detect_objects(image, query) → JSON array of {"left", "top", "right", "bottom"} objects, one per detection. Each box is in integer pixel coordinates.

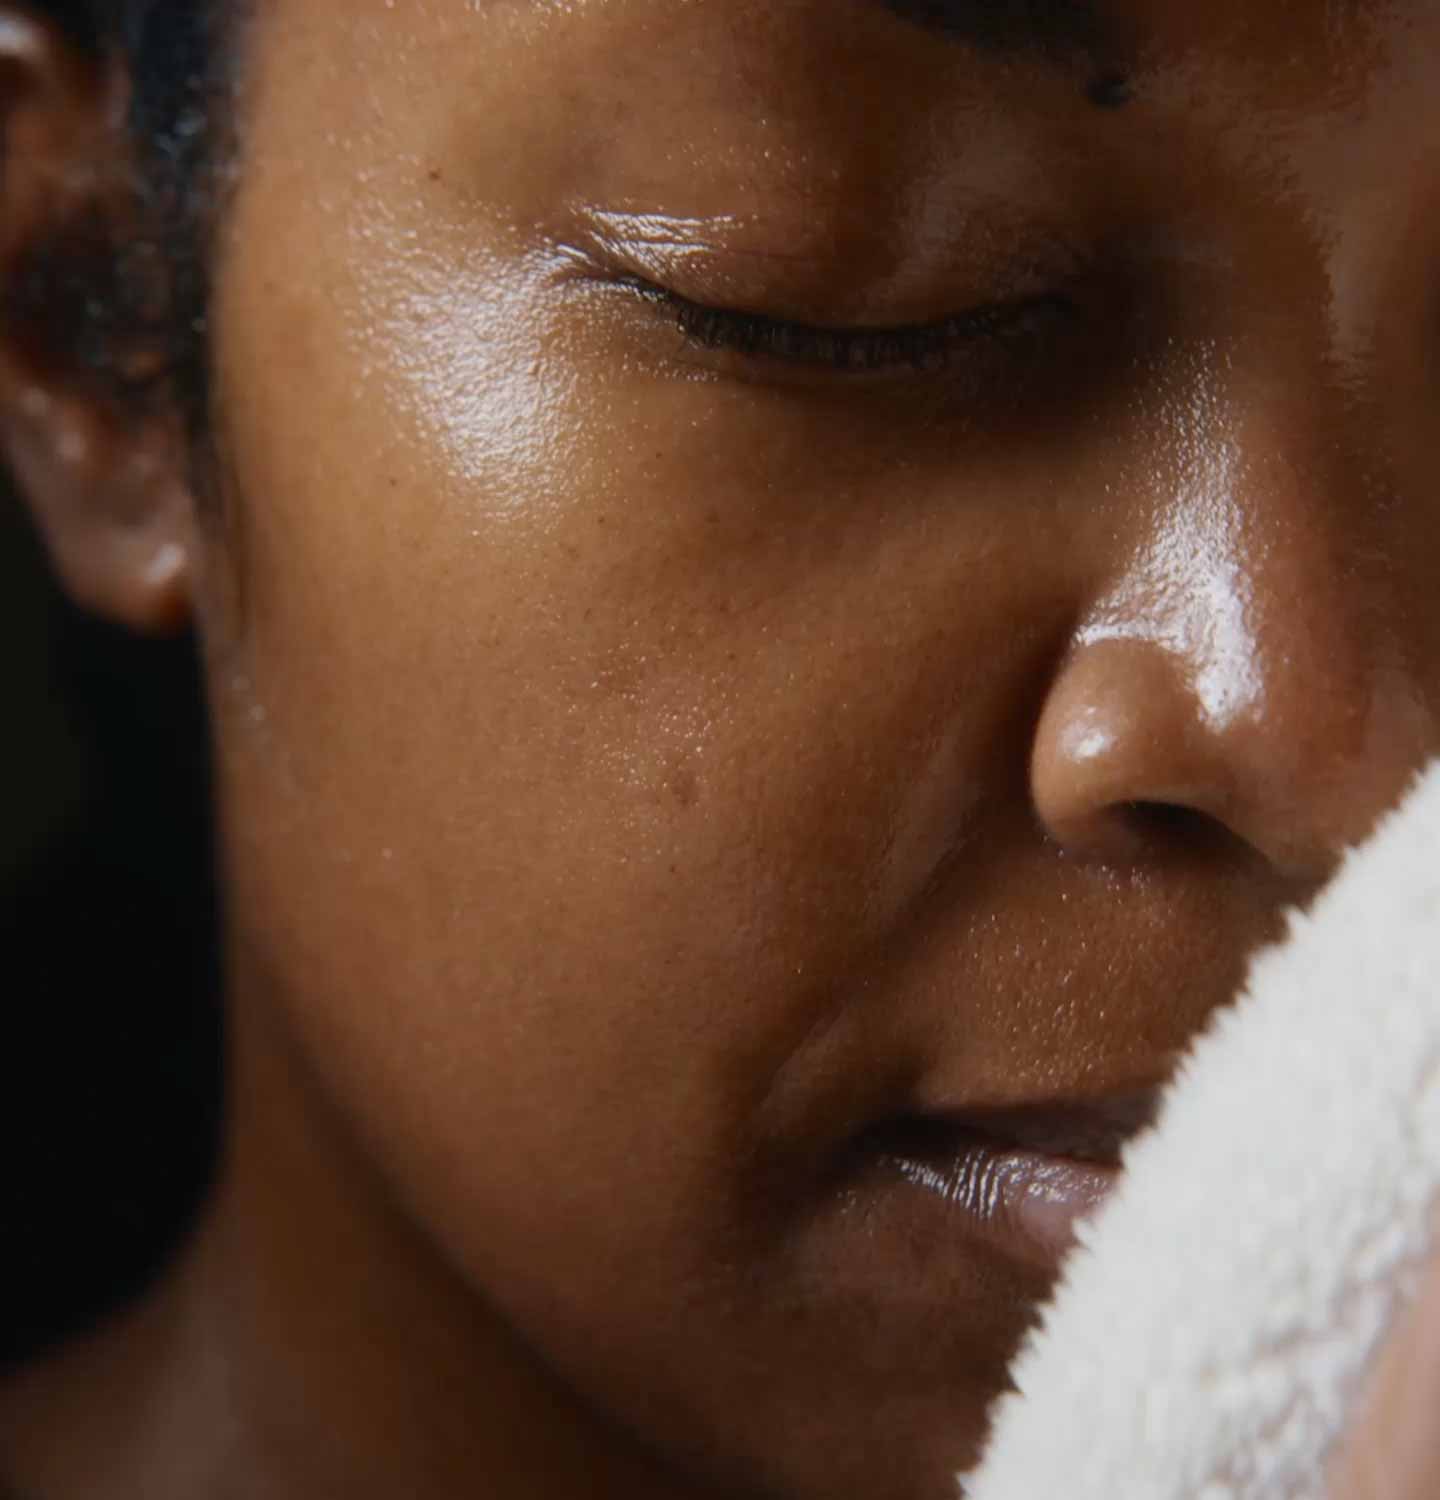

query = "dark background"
[{"left": 0, "top": 473, "right": 220, "bottom": 1370}]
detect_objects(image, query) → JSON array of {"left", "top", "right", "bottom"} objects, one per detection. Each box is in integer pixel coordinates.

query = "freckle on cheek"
[{"left": 668, "top": 765, "right": 700, "bottom": 809}]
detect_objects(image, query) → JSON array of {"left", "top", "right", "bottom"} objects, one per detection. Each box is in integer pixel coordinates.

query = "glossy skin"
[{"left": 6, "top": 1, "right": 1440, "bottom": 1497}]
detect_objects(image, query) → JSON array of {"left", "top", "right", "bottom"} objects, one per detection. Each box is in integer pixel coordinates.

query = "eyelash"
[{"left": 618, "top": 274, "right": 1068, "bottom": 375}]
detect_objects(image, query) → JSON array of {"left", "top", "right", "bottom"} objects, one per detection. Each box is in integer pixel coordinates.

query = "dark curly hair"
[
  {"left": 2, "top": 1, "right": 230, "bottom": 1372},
  {"left": 15, "top": 1, "right": 236, "bottom": 431}
]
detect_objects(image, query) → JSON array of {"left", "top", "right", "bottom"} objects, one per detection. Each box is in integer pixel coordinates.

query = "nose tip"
[{"left": 1031, "top": 635, "right": 1434, "bottom": 884}]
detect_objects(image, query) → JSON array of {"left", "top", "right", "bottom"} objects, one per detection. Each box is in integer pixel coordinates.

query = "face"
[{"left": 180, "top": 0, "right": 1440, "bottom": 1495}]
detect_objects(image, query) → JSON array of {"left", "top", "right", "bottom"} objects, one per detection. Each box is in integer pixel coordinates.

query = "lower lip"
[{"left": 876, "top": 1137, "right": 1120, "bottom": 1272}]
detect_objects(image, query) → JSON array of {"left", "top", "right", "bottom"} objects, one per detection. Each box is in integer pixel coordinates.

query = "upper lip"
[{"left": 862, "top": 1089, "right": 1164, "bottom": 1168}]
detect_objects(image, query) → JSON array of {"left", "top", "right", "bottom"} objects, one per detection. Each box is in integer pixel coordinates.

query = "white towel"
[{"left": 964, "top": 763, "right": 1440, "bottom": 1500}]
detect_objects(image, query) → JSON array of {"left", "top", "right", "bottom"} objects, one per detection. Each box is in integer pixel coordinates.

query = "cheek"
[
  {"left": 200, "top": 122, "right": 1078, "bottom": 1425},
  {"left": 209, "top": 237, "right": 978, "bottom": 1135}
]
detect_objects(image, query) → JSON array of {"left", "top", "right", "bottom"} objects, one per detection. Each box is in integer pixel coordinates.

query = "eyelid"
[
  {"left": 566, "top": 208, "right": 875, "bottom": 329},
  {"left": 547, "top": 202, "right": 1087, "bottom": 380},
  {"left": 559, "top": 201, "right": 1084, "bottom": 329},
  {"left": 617, "top": 272, "right": 1070, "bottom": 375},
  {"left": 577, "top": 207, "right": 834, "bottom": 277}
]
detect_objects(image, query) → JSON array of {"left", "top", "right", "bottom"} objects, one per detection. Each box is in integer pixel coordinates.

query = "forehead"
[
  {"left": 241, "top": 0, "right": 1435, "bottom": 209},
  {"left": 291, "top": 0, "right": 1411, "bottom": 57},
  {"left": 873, "top": 0, "right": 1106, "bottom": 55},
  {"left": 248, "top": 0, "right": 1426, "bottom": 129}
]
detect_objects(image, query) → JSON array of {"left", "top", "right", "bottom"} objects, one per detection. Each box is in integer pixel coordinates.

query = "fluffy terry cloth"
[{"left": 964, "top": 763, "right": 1440, "bottom": 1500}]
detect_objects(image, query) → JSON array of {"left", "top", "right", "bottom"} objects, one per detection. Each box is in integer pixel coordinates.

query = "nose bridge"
[
  {"left": 1168, "top": 396, "right": 1367, "bottom": 741},
  {"left": 1032, "top": 361, "right": 1438, "bottom": 878}
]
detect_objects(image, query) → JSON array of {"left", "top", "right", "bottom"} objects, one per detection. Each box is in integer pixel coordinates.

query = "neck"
[{"left": 0, "top": 998, "right": 695, "bottom": 1500}]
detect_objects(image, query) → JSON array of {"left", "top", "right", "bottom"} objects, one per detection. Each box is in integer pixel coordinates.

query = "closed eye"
[{"left": 616, "top": 274, "right": 1072, "bottom": 377}]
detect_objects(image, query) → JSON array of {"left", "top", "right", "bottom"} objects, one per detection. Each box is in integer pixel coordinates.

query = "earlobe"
[
  {"left": 0, "top": 7, "right": 197, "bottom": 636},
  {"left": 2, "top": 384, "right": 195, "bottom": 634}
]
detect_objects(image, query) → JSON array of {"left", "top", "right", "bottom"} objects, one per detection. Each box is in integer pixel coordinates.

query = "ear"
[{"left": 0, "top": 10, "right": 195, "bottom": 635}]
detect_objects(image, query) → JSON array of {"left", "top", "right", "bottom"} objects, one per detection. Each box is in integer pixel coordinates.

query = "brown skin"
[{"left": 5, "top": 1, "right": 1440, "bottom": 1495}]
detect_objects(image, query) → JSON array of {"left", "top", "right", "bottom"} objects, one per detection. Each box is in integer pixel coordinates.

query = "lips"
[{"left": 851, "top": 1092, "right": 1161, "bottom": 1271}]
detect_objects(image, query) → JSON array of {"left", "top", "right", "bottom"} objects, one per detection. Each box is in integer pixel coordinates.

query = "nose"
[{"left": 1030, "top": 433, "right": 1437, "bottom": 885}]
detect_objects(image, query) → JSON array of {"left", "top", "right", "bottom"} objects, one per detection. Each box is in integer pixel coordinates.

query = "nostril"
[
  {"left": 1120, "top": 801, "right": 1208, "bottom": 839},
  {"left": 1117, "top": 799, "right": 1227, "bottom": 848}
]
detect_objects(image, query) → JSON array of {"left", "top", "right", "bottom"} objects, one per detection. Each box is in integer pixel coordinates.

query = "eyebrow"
[{"left": 874, "top": 0, "right": 1106, "bottom": 59}]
